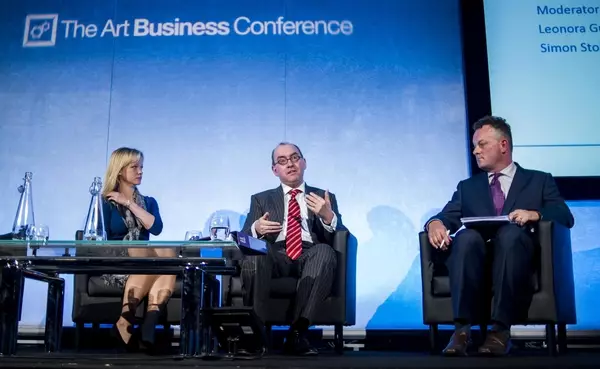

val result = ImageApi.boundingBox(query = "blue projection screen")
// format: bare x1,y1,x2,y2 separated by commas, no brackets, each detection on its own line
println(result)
0,0,468,331
484,0,600,177
2,0,598,333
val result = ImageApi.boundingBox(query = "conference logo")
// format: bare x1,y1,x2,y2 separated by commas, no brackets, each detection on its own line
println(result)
22,13,354,48
23,14,59,47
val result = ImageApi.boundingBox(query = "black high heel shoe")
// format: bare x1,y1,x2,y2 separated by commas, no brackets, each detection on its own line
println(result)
140,309,162,353
111,324,139,353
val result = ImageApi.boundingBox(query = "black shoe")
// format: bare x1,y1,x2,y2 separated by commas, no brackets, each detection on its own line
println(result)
283,330,318,356
111,325,139,353
140,310,162,354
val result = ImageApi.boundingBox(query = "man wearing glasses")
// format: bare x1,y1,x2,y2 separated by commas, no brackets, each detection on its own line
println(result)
240,142,343,356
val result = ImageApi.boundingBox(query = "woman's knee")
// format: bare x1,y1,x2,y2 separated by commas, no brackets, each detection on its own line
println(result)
127,248,152,258
152,247,177,258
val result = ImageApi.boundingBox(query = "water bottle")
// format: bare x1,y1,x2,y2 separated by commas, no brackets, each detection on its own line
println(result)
12,172,35,240
82,177,107,241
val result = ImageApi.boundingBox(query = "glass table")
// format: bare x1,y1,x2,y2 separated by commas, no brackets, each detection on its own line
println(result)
0,239,240,357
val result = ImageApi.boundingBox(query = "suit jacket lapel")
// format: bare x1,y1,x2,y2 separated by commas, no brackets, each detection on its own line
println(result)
269,186,285,226
304,184,317,228
476,173,496,216
502,165,531,214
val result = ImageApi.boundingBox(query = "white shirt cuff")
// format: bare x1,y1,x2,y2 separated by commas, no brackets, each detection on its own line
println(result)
251,220,259,238
320,213,337,233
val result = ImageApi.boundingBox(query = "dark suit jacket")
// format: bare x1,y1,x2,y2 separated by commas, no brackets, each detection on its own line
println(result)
242,184,344,246
101,197,163,241
427,164,574,234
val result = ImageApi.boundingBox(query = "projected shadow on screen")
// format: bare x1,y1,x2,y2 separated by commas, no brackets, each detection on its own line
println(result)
354,206,422,328
572,247,600,329
366,208,441,330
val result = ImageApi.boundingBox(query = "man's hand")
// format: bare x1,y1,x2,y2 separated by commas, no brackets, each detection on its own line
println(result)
508,209,540,226
254,212,282,236
427,220,451,250
306,190,334,224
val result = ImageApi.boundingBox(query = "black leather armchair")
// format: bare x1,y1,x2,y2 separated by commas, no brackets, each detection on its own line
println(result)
71,231,194,348
419,220,576,355
221,230,356,353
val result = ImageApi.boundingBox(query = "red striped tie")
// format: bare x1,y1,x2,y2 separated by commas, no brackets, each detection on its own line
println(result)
286,189,302,260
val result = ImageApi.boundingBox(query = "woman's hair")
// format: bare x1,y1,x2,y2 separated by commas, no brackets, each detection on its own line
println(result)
102,147,144,198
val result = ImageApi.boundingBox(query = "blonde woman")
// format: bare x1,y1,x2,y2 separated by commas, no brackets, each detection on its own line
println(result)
101,147,172,352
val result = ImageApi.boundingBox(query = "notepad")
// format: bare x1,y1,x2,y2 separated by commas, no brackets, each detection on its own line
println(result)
460,216,511,230
461,216,510,223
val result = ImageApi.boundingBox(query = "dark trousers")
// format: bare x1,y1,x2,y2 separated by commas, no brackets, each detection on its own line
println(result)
446,224,535,327
240,241,337,324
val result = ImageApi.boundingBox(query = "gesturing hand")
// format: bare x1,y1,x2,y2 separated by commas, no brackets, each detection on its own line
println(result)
306,190,334,224
255,212,282,236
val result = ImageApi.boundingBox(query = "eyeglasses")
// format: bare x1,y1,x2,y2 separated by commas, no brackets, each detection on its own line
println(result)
275,153,302,166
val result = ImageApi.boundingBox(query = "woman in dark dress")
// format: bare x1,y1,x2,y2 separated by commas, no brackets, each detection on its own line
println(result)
101,147,173,351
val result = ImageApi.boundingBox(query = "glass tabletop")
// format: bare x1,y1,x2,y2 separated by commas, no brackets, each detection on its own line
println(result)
0,239,238,249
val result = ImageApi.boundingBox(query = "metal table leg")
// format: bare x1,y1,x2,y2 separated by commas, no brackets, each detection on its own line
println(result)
45,274,64,353
198,272,220,358
20,269,65,353
180,266,199,357
0,265,24,356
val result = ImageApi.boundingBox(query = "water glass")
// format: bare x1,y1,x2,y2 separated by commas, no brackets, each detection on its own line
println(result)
185,230,203,241
34,224,50,242
210,213,230,241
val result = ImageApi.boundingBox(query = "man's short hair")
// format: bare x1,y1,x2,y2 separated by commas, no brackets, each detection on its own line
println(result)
472,115,513,151
271,142,304,165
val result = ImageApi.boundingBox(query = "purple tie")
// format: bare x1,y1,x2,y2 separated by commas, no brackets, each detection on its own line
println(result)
490,173,505,216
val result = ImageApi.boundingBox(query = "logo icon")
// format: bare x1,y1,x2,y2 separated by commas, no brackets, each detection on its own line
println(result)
23,14,59,47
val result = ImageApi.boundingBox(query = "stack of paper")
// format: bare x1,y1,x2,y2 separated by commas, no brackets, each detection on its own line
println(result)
461,216,510,224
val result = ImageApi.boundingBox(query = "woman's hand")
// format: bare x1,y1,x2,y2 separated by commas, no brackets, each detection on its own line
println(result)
106,191,131,207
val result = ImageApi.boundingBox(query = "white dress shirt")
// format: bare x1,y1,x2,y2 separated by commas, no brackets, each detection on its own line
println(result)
251,182,337,243
488,161,517,198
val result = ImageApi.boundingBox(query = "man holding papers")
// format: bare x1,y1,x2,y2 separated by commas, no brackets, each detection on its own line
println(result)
425,116,574,356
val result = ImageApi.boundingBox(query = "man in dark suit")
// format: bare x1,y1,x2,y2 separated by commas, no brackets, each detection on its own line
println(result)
241,142,343,355
426,116,574,356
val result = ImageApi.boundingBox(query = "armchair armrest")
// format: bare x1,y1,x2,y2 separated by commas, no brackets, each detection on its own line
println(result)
419,231,434,299
536,220,576,323
332,230,350,296
332,230,356,325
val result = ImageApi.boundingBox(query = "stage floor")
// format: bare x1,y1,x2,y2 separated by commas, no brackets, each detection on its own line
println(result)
1,348,599,369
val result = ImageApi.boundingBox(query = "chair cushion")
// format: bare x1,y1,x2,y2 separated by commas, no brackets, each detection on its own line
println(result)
431,273,540,297
87,277,124,297
270,277,298,297
432,276,451,297
87,276,183,297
